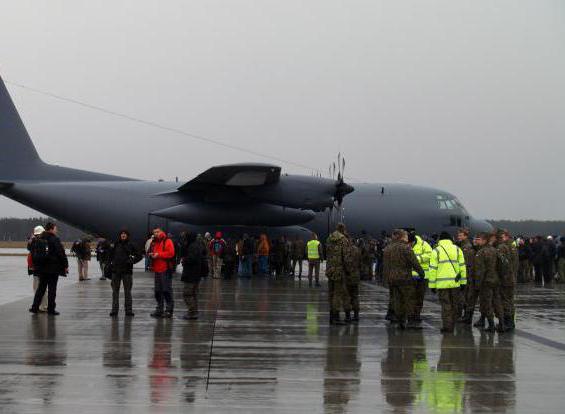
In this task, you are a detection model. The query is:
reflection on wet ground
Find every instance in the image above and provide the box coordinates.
[0,268,564,413]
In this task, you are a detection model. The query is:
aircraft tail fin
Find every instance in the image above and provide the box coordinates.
[0,76,43,179]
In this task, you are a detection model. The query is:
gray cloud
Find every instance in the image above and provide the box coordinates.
[1,0,563,220]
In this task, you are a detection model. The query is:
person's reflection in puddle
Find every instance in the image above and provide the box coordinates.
[25,317,67,406]
[381,327,427,412]
[323,324,361,413]
[149,319,177,404]
[468,331,515,411]
[103,318,135,406]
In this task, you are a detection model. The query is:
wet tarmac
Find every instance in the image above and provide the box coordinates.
[1,263,565,413]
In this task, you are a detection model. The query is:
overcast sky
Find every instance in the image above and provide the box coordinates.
[1,0,564,220]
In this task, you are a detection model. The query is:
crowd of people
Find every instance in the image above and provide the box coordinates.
[25,221,565,331]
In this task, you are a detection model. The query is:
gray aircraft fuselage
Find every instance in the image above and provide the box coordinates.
[0,76,492,243]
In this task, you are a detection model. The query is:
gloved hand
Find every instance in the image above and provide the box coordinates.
[430,288,436,294]
[418,271,425,279]
[459,285,466,292]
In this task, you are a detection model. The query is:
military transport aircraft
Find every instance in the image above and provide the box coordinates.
[0,76,491,243]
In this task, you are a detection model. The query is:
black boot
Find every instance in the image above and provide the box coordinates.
[464,309,474,325]
[473,315,486,328]
[458,309,473,324]
[345,311,352,324]
[484,318,496,332]
[353,310,360,323]
[506,316,515,331]
[497,318,506,333]
[331,312,346,326]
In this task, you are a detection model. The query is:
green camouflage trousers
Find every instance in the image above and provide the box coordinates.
[479,284,504,320]
[346,282,360,312]
[438,288,459,331]
[391,283,414,324]
[409,279,426,320]
[500,284,515,319]
[558,258,565,283]
[464,284,480,315]
[328,279,350,313]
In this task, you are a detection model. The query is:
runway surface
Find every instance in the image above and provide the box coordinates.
[1,261,564,413]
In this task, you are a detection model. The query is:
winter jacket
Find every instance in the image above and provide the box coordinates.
[35,232,68,275]
[109,239,142,275]
[150,233,175,273]
[182,240,205,283]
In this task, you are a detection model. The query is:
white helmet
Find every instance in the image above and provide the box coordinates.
[33,225,45,236]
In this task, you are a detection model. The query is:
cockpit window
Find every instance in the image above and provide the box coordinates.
[436,195,463,210]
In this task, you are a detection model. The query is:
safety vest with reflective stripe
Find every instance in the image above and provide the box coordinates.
[428,239,467,289]
[412,235,433,278]
[307,240,321,260]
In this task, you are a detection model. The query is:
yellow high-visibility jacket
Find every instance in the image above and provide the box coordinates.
[412,235,433,278]
[428,239,467,289]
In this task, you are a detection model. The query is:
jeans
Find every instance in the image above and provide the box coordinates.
[154,272,174,313]
[258,256,269,275]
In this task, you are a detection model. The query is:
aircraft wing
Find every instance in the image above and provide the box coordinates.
[178,163,281,191]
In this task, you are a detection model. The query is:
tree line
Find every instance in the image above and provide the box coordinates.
[487,220,565,237]
[0,218,86,242]
[0,217,563,242]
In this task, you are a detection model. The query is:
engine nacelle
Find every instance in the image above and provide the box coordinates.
[151,202,316,226]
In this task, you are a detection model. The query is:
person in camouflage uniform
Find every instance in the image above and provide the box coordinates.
[325,223,353,325]
[473,233,505,332]
[408,232,432,326]
[359,239,373,280]
[346,240,361,322]
[457,228,478,324]
[291,236,305,279]
[496,229,518,330]
[383,229,425,329]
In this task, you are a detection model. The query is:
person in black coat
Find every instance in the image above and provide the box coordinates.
[107,230,143,317]
[181,232,205,320]
[29,222,68,315]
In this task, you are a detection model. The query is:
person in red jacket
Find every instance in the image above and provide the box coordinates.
[149,228,176,318]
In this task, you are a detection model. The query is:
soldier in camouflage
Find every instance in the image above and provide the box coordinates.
[325,223,352,325]
[346,240,361,323]
[473,232,505,332]
[496,229,518,330]
[457,228,478,324]
[383,229,425,329]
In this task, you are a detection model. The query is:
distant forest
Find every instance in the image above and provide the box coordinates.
[0,218,86,241]
[0,217,563,241]
[487,221,565,237]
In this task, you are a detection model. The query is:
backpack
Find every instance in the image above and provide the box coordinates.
[212,239,225,256]
[31,237,50,267]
